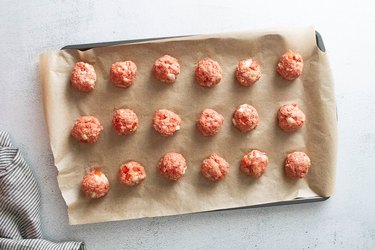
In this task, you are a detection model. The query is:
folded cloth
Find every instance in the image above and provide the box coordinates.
[0,131,84,250]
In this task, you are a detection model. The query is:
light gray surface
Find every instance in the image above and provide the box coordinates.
[0,0,374,249]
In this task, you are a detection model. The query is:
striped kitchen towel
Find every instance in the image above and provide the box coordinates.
[0,131,84,250]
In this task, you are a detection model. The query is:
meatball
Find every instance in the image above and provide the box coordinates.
[118,161,146,186]
[235,58,261,86]
[71,116,103,143]
[232,104,259,132]
[158,152,187,181]
[81,169,110,199]
[284,152,311,179]
[110,61,137,88]
[196,109,224,136]
[70,62,96,92]
[195,58,222,87]
[240,150,269,178]
[112,109,138,135]
[152,109,181,136]
[152,55,180,84]
[201,153,230,181]
[276,50,303,80]
[278,103,305,132]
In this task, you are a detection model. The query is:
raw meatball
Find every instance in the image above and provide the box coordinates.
[278,103,305,132]
[276,50,303,80]
[70,62,96,92]
[235,58,261,86]
[158,152,187,181]
[112,109,138,135]
[232,104,259,132]
[197,109,224,136]
[81,169,110,199]
[110,61,137,88]
[240,150,269,178]
[153,109,181,136]
[195,58,222,87]
[152,55,180,84]
[201,153,230,181]
[71,116,103,143]
[118,161,146,186]
[285,152,311,179]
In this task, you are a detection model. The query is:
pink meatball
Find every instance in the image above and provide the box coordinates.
[278,103,305,132]
[195,58,222,87]
[240,150,269,178]
[110,61,137,88]
[276,50,303,80]
[81,169,110,199]
[197,109,224,136]
[152,55,180,84]
[201,153,230,181]
[235,58,261,86]
[158,152,187,181]
[112,109,138,135]
[152,109,181,136]
[71,116,103,143]
[118,161,146,186]
[70,62,96,92]
[232,104,259,132]
[285,152,311,179]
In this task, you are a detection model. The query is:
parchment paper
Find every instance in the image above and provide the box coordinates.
[39,26,337,225]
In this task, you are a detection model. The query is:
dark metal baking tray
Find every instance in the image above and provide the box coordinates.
[62,31,329,209]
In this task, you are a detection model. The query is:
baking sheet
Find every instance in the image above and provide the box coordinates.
[39,26,337,225]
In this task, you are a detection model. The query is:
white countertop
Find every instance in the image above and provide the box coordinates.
[1,0,374,249]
